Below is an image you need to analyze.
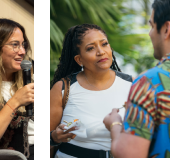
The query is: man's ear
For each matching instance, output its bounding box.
[74,55,82,66]
[164,21,170,39]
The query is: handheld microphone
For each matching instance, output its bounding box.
[20,60,33,117]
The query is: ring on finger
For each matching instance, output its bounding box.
[67,138,71,142]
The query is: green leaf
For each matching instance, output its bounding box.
[131,127,151,140]
[159,73,170,90]
[65,0,77,19]
[158,61,170,71]
[165,150,170,158]
[50,19,64,57]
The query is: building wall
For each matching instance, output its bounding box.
[0,0,34,59]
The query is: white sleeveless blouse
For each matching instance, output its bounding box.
[56,71,132,158]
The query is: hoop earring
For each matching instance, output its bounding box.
[81,65,84,71]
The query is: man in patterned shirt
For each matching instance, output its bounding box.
[103,0,170,158]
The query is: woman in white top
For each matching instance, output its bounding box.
[0,19,34,160]
[50,24,132,158]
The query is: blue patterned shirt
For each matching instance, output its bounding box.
[123,53,170,158]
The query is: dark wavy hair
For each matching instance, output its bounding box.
[152,0,170,33]
[51,24,121,89]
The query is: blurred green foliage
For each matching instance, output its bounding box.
[50,0,156,81]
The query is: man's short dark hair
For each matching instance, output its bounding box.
[152,0,170,33]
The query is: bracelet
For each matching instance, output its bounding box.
[110,122,122,130]
[50,130,62,146]
[6,103,15,112]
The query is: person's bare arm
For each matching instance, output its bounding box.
[0,99,18,139]
[103,109,151,158]
[50,81,63,132]
[0,83,34,139]
[110,129,150,158]
[50,81,63,156]
[50,81,76,148]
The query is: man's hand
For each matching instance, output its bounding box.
[103,108,122,131]
[103,109,150,158]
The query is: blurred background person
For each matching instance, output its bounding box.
[0,19,34,160]
[103,0,170,158]
[50,24,132,158]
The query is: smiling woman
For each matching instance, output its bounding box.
[50,24,133,158]
[2,28,27,76]
[0,19,34,160]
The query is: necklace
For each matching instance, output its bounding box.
[84,71,111,90]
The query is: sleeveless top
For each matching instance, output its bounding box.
[56,70,132,158]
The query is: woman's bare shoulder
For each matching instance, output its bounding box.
[50,81,63,95]
[50,81,63,109]
[50,81,63,129]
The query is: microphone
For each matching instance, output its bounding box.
[20,60,33,117]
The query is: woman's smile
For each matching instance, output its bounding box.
[14,58,23,64]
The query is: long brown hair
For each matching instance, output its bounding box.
[0,18,32,112]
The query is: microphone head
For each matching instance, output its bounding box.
[20,60,32,70]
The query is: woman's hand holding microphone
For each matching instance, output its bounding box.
[7,83,34,110]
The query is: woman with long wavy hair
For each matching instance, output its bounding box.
[0,19,34,160]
